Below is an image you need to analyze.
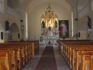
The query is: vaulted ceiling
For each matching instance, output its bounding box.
[7,0,91,14]
[7,0,72,10]
[7,0,91,9]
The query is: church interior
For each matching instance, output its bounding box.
[0,0,93,70]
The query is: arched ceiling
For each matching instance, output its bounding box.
[13,0,73,11]
[7,0,91,17]
[26,0,73,21]
[8,0,91,11]
[27,0,71,10]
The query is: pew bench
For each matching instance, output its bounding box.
[0,41,39,70]
[0,50,11,70]
[58,40,93,70]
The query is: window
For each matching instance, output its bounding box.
[1,32,3,40]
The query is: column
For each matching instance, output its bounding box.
[73,0,79,39]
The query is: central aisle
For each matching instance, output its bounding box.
[35,46,57,70]
[22,43,70,70]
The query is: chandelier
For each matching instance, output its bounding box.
[41,4,58,28]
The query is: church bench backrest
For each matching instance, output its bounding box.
[0,41,39,70]
[0,46,21,70]
[59,40,93,70]
[0,43,29,70]
[0,50,11,70]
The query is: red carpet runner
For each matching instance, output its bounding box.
[35,46,57,70]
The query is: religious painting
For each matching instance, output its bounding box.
[59,20,69,38]
[41,21,46,36]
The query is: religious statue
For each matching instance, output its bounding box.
[87,16,92,29]
[41,21,45,28]
[47,27,53,37]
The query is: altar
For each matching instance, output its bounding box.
[40,4,59,46]
[40,26,59,46]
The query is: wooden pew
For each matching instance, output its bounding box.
[0,50,11,70]
[58,40,93,70]
[0,42,27,70]
[7,41,32,68]
[0,44,23,70]
[69,45,93,70]
[0,40,39,70]
[29,40,39,57]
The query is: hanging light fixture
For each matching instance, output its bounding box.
[41,1,58,28]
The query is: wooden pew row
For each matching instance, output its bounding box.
[30,41,39,57]
[0,41,39,70]
[9,41,39,57]
[58,40,93,70]
[0,43,29,70]
[0,50,11,70]
[68,45,93,70]
[63,42,93,70]
[8,42,32,64]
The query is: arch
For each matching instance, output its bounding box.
[9,23,20,41]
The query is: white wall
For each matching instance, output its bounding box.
[0,0,24,42]
[77,0,91,39]
[27,1,72,40]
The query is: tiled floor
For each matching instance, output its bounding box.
[23,44,46,70]
[23,44,70,70]
[53,45,70,70]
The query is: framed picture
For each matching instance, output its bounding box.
[59,20,69,38]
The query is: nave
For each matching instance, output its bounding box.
[0,40,93,70]
[0,0,93,70]
[23,44,69,70]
